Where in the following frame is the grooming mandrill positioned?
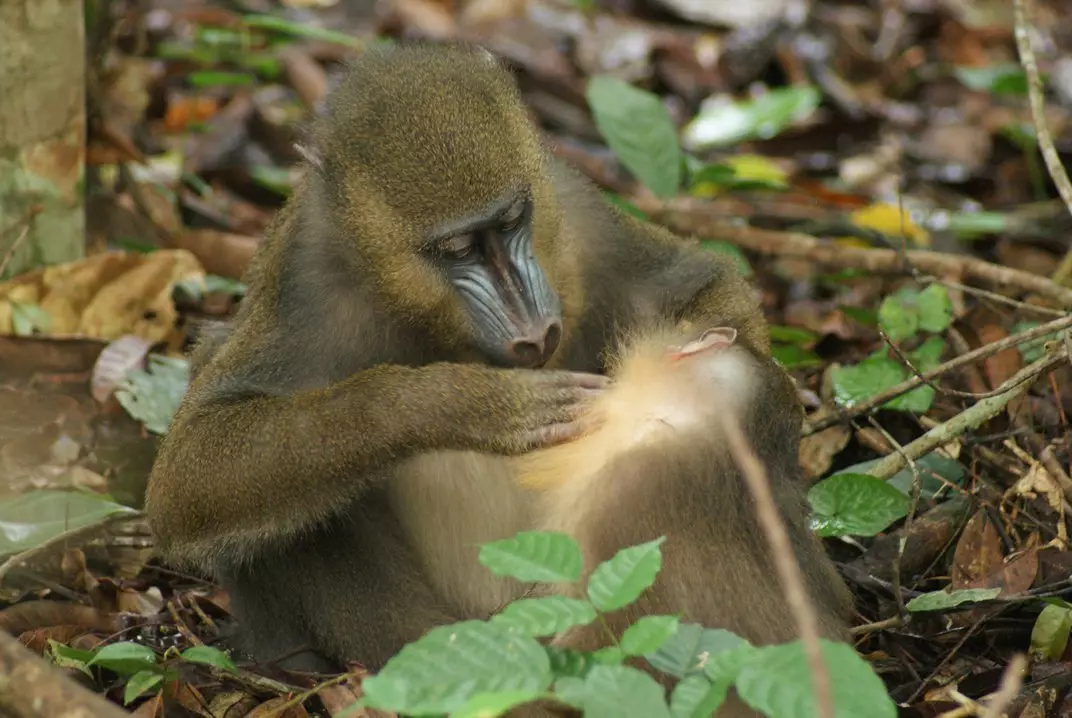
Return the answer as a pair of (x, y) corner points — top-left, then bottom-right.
(145, 40), (852, 689)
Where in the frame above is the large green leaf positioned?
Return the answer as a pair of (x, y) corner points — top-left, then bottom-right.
(905, 588), (1000, 613)
(1030, 603), (1072, 661)
(491, 596), (597, 637)
(648, 624), (749, 679)
(586, 76), (682, 198)
(830, 352), (906, 409)
(587, 537), (665, 612)
(669, 675), (730, 718)
(0, 490), (136, 556)
(362, 621), (552, 716)
(682, 86), (821, 150)
(88, 642), (160, 677)
(620, 616), (679, 657)
(808, 473), (909, 537)
(581, 665), (672, 718)
(735, 640), (895, 718)
(479, 531), (583, 583)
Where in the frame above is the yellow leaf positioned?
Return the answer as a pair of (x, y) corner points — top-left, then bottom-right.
(848, 203), (930, 246)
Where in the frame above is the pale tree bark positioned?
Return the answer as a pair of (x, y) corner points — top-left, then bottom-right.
(0, 0), (86, 279)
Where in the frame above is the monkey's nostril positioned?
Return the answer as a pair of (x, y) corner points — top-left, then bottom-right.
(509, 340), (543, 368)
(507, 319), (562, 368)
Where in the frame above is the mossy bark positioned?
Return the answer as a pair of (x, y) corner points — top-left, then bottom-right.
(0, 0), (85, 279)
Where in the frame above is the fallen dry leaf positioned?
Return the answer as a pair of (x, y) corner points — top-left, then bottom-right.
(0, 250), (204, 349)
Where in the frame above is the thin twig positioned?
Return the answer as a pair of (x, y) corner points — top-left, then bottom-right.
(646, 213), (1072, 307)
(717, 411), (835, 718)
(806, 313), (1072, 434)
(0, 222), (32, 278)
(869, 348), (1068, 480)
(867, 416), (919, 617)
(1012, 0), (1072, 285)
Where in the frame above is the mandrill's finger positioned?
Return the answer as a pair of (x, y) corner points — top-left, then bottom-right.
(547, 371), (609, 390)
(523, 421), (588, 449)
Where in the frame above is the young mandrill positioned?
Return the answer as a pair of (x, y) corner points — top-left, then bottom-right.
(519, 326), (852, 649)
(144, 40), (853, 694)
(518, 327), (853, 717)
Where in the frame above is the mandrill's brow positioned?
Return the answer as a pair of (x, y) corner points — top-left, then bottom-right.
(424, 192), (529, 244)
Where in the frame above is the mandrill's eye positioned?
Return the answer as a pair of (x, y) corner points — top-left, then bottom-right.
(499, 199), (527, 233)
(436, 234), (478, 260)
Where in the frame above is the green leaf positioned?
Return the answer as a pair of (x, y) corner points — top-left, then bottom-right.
(242, 13), (364, 48)
(491, 596), (597, 637)
(592, 645), (626, 665)
(179, 645), (238, 673)
(682, 86), (821, 150)
(906, 588), (1001, 612)
(587, 537), (665, 612)
(581, 665), (672, 718)
(699, 241), (752, 277)
(768, 325), (818, 345)
(772, 344), (822, 369)
(47, 641), (95, 677)
(953, 64), (1030, 96)
(115, 354), (190, 435)
(735, 640), (895, 718)
(479, 531), (583, 583)
(1030, 603), (1072, 661)
(88, 642), (160, 677)
(843, 453), (965, 498)
(648, 624), (750, 679)
(187, 71), (256, 88)
(1011, 320), (1066, 364)
(123, 670), (164, 705)
(621, 616), (680, 657)
(553, 677), (587, 709)
(10, 301), (51, 336)
(917, 285), (954, 333)
(884, 336), (946, 414)
(545, 647), (593, 678)
(0, 490), (136, 555)
(448, 690), (546, 718)
(808, 473), (910, 537)
(586, 76), (682, 198)
(605, 192), (649, 220)
(669, 674), (730, 718)
(840, 305), (878, 328)
(877, 289), (920, 342)
(830, 353), (906, 409)
(362, 621), (552, 716)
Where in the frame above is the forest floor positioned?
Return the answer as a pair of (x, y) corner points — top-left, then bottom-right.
(4, 0), (1072, 716)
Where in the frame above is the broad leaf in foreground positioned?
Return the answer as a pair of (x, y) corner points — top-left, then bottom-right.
(362, 621), (552, 716)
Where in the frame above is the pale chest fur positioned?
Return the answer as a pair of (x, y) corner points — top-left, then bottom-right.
(386, 451), (535, 618)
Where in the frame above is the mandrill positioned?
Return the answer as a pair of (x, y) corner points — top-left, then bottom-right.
(144, 40), (853, 699)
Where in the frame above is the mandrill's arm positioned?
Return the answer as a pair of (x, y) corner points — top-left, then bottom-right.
(146, 334), (603, 575)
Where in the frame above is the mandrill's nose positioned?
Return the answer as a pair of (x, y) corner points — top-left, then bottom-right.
(507, 319), (563, 368)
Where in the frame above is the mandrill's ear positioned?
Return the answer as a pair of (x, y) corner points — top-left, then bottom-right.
(294, 142), (325, 174)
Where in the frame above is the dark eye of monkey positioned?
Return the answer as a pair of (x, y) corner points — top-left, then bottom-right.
(437, 234), (478, 260)
(499, 199), (526, 233)
(432, 198), (528, 261)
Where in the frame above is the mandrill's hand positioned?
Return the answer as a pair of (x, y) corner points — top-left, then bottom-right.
(433, 364), (609, 455)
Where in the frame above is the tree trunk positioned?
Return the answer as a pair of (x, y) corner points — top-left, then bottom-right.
(0, 0), (86, 279)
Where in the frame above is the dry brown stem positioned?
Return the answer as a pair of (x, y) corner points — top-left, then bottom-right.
(717, 411), (835, 718)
